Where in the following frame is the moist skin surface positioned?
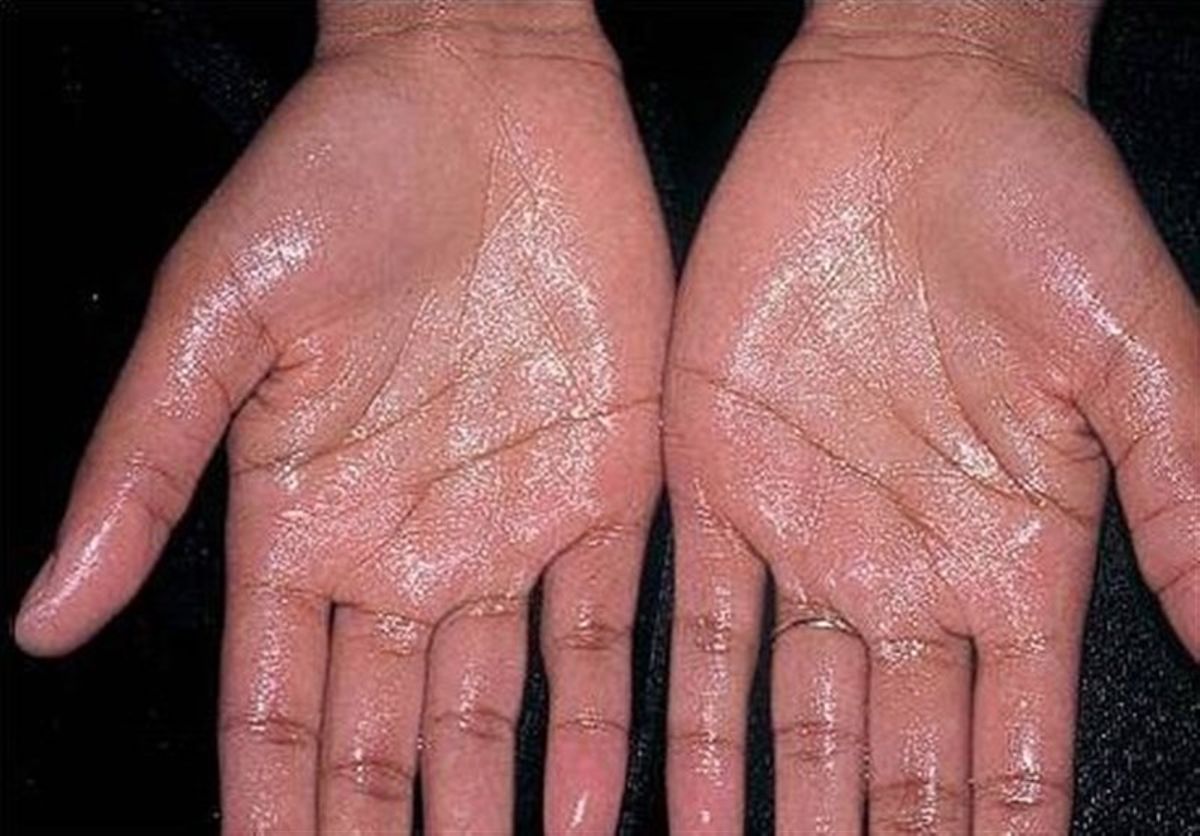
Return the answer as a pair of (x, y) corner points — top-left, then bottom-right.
(17, 20), (672, 835)
(665, 31), (1198, 836)
(217, 36), (667, 834)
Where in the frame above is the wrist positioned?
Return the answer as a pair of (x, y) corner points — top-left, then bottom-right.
(316, 0), (611, 65)
(796, 0), (1101, 96)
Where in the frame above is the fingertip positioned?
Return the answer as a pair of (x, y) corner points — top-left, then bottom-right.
(13, 612), (83, 658)
(13, 556), (66, 656)
(545, 783), (613, 835)
(1159, 567), (1200, 661)
(13, 593), (91, 659)
(13, 545), (131, 657)
(544, 732), (625, 835)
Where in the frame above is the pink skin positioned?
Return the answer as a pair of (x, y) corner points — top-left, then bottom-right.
(665, 3), (1198, 835)
(14, 5), (672, 835)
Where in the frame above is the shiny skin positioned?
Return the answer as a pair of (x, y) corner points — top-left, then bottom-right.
(665, 26), (1199, 836)
(15, 19), (671, 836)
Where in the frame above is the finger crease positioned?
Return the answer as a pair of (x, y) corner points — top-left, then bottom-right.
(428, 706), (516, 743)
(221, 712), (318, 748)
(324, 756), (414, 802)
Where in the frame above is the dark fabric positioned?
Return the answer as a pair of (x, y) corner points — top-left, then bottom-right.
(2, 2), (1196, 833)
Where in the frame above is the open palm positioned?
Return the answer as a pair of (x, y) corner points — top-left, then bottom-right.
(16, 20), (671, 835)
(666, 32), (1198, 835)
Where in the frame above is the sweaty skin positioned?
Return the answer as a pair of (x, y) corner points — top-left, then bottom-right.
(665, 4), (1199, 835)
(15, 6), (672, 834)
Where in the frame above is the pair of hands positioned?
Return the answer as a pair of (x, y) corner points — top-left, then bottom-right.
(14, 3), (1198, 835)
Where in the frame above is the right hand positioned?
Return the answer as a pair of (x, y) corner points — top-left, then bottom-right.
(665, 12), (1198, 834)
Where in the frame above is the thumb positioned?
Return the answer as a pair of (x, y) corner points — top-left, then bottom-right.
(1081, 237), (1200, 658)
(14, 225), (278, 656)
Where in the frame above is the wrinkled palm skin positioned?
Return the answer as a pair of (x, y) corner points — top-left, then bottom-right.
(665, 28), (1199, 836)
(16, 17), (672, 835)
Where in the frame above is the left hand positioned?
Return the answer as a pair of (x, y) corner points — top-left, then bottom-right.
(15, 5), (673, 833)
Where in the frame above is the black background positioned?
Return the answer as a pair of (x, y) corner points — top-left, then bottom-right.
(3, 2), (1198, 833)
